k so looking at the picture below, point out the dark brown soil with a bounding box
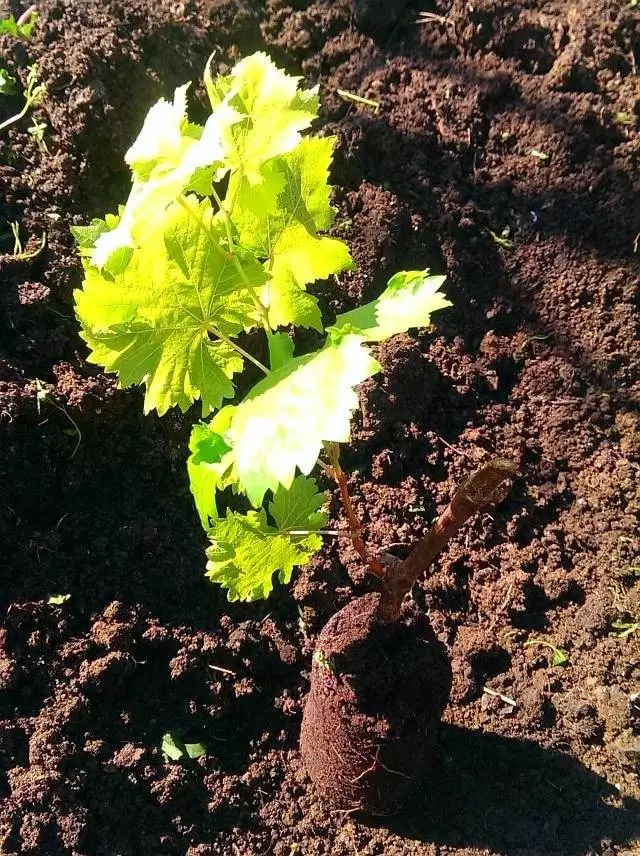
[1,0,639,854]
[300,592,451,813]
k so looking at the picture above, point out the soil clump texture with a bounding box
[301,593,452,814]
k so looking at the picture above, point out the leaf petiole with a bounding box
[176,196,232,261]
[176,195,272,374]
[324,442,386,579]
[288,530,358,538]
[209,324,270,376]
[210,183,273,335]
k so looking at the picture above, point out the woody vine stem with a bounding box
[331,456,517,622]
[324,442,386,579]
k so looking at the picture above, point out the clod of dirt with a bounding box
[300,593,451,813]
[348,0,412,36]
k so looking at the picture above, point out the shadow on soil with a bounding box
[379,724,640,854]
[335,58,640,262]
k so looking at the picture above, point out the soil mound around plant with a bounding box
[300,593,451,813]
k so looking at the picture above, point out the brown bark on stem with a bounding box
[324,443,386,580]
[333,467,386,579]
[377,457,517,621]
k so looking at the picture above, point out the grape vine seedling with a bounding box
[73,53,516,813]
[72,51,453,600]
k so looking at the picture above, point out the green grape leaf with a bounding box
[71,219,110,253]
[266,272,324,331]
[125,84,195,181]
[90,86,228,269]
[187,409,237,527]
[71,220,110,257]
[267,331,295,370]
[186,166,215,197]
[75,199,265,415]
[71,213,129,273]
[163,197,263,337]
[269,473,328,532]
[551,647,569,667]
[331,269,451,342]
[224,334,380,505]
[206,475,327,601]
[205,52,319,185]
[232,136,353,329]
[91,178,188,270]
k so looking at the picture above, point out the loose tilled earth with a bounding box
[0,0,639,854]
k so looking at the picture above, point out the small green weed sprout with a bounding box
[523,638,569,667]
[313,650,335,672]
[0,67,17,95]
[9,221,22,254]
[0,63,46,133]
[615,111,635,126]
[529,148,549,162]
[35,379,82,458]
[488,226,514,250]
[48,593,71,605]
[336,89,380,113]
[161,732,206,762]
[4,221,46,260]
[612,619,640,639]
[619,564,640,580]
[28,117,48,151]
[0,8,39,38]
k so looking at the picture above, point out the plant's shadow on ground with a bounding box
[378,724,640,854]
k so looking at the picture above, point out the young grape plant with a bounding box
[72,52,451,602]
[73,53,517,813]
